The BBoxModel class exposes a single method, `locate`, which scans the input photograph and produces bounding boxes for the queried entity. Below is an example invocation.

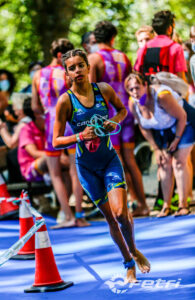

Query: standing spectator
[135,25,155,49]
[32,38,88,228]
[127,72,194,217]
[81,31,97,54]
[0,69,16,171]
[0,69,15,115]
[20,61,44,93]
[182,40,195,106]
[0,69,15,104]
[0,69,17,135]
[134,10,189,211]
[134,10,187,82]
[32,38,75,228]
[189,26,195,185]
[190,26,195,85]
[88,21,149,217]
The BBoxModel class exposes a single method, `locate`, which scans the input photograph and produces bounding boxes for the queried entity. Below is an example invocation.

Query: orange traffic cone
[12,191,35,260]
[0,174,19,220]
[24,217,73,293]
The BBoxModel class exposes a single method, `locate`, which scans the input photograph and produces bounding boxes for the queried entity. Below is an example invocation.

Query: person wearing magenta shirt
[18,112,46,182]
[88,21,149,217]
[32,39,88,228]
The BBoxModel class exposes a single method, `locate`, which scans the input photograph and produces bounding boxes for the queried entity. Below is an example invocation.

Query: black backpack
[142,42,174,81]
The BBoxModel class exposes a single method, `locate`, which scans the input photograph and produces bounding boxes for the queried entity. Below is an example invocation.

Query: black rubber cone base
[11,253,35,260]
[24,281,73,293]
[0,210,19,220]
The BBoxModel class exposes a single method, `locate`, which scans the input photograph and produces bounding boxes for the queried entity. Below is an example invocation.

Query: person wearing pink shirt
[18,98,47,182]
[134,10,187,81]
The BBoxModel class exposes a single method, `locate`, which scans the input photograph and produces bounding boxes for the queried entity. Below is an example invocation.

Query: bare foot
[76,218,91,227]
[50,218,76,229]
[133,249,150,274]
[157,207,171,218]
[125,266,138,284]
[132,207,150,217]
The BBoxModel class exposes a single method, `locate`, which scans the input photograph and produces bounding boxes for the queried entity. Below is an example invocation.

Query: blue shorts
[152,123,195,150]
[76,154,126,207]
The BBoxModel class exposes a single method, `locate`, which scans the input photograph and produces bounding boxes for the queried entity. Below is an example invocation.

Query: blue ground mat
[0,215,194,300]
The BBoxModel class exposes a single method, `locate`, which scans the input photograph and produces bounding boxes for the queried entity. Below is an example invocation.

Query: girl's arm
[98,82,127,132]
[53,93,97,149]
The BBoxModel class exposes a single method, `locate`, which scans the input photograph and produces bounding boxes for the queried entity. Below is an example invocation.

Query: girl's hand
[103,119,117,132]
[82,126,97,140]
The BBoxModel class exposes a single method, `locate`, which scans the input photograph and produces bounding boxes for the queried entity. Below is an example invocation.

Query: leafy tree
[69,0,195,62]
[0,0,194,90]
[0,0,74,90]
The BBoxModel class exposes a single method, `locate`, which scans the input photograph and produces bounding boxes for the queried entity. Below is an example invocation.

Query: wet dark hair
[28,61,44,72]
[23,97,35,121]
[94,21,117,43]
[62,49,89,71]
[81,31,93,45]
[50,38,74,58]
[152,10,175,35]
[0,69,16,94]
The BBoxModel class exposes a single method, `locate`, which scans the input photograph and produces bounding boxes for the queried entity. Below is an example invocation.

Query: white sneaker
[56,210,66,224]
[43,173,51,186]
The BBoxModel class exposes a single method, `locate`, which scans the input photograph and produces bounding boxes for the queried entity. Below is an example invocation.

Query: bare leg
[107,188,150,275]
[46,156,75,229]
[69,153,90,227]
[121,147,149,216]
[116,150,137,202]
[35,156,48,173]
[187,155,193,199]
[172,146,193,216]
[157,151,174,217]
[99,200,137,283]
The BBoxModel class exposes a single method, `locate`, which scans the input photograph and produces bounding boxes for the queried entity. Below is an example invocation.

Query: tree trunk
[30,0,75,64]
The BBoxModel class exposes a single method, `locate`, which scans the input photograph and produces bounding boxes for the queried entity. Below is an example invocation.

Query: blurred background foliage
[0,0,194,90]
